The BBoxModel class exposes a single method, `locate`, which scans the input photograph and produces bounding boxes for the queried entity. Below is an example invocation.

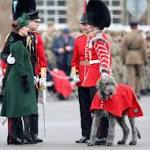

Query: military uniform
[121,29,147,98]
[28,31,47,140]
[144,40,150,91]
[111,37,126,83]
[71,32,111,140]
[42,30,57,68]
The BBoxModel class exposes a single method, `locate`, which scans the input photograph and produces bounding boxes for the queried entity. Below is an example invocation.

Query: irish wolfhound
[87,75,143,146]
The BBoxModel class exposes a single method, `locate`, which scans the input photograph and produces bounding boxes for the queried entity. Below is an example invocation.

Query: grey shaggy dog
[87,75,141,146]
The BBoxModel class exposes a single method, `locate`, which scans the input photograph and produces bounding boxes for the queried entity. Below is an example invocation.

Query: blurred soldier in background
[52,28,74,76]
[42,21,57,69]
[27,10,47,143]
[144,32,150,92]
[121,21,147,99]
[110,33,126,83]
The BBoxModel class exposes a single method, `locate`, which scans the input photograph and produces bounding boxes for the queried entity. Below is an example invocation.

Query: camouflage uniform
[144,40,150,90]
[42,29,57,68]
[121,30,147,98]
[111,37,126,83]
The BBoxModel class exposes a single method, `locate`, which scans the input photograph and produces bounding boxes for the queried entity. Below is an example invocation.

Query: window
[59,18,66,23]
[48,18,54,22]
[58,10,66,15]
[36,0,73,24]
[112,1,120,6]
[47,1,54,6]
[113,18,121,23]
[36,0,43,5]
[58,1,66,6]
[48,10,55,15]
[113,10,121,15]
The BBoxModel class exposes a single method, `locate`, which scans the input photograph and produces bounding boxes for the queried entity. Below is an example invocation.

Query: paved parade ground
[0,94,150,150]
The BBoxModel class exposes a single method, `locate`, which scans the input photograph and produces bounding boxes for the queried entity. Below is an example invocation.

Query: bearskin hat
[86,0,111,29]
[12,0,36,20]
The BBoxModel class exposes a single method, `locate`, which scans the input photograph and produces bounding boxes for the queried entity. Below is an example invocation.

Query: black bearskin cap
[86,0,111,29]
[12,0,36,20]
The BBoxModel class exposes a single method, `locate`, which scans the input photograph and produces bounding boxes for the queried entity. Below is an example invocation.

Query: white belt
[80,60,99,65]
[89,60,99,64]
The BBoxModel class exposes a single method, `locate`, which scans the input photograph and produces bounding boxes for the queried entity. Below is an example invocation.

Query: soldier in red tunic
[26,10,48,143]
[71,0,112,144]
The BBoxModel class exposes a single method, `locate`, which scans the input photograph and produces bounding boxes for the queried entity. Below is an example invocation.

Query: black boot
[7,118,25,145]
[7,136,25,145]
[23,116,38,144]
[30,114,43,143]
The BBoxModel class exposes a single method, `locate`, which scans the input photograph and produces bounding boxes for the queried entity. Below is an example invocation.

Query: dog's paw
[117,140,126,145]
[129,140,137,145]
[87,140,95,146]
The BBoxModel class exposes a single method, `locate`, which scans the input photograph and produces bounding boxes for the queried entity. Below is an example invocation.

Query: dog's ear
[97,80,107,100]
[110,75,117,88]
[97,79,104,94]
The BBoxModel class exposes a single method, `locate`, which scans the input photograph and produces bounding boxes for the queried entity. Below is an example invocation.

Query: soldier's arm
[120,37,128,64]
[140,36,147,64]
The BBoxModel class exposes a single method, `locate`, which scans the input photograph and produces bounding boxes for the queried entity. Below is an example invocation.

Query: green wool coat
[1,39,38,117]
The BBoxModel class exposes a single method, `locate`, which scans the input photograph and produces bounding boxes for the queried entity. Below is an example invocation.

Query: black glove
[21,75,29,92]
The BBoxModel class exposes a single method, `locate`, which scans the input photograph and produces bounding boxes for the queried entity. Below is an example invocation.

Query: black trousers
[78,86,108,139]
[78,86,97,138]
[8,118,24,141]
[29,86,39,137]
[29,114,39,137]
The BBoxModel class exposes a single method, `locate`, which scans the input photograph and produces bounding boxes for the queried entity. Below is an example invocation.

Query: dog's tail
[136,127,141,139]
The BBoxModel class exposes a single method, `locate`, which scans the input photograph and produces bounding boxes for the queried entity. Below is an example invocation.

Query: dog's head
[97,75,117,100]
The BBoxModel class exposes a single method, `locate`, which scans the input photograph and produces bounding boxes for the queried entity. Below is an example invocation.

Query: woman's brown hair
[12,20,21,32]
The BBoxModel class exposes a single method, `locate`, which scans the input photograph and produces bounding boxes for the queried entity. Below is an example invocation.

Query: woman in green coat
[1,14,38,144]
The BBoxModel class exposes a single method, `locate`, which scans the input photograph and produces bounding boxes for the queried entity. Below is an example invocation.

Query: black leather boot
[23,116,38,144]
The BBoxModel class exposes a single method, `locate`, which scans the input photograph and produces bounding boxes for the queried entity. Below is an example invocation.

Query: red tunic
[33,31,47,75]
[71,33,111,87]
[90,84,143,118]
[1,60,7,75]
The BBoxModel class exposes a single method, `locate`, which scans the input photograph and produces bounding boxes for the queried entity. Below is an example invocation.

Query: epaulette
[75,33,86,39]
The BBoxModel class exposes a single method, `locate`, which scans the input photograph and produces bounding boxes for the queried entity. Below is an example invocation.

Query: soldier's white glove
[71,67,80,83]
[72,74,80,83]
[7,53,15,64]
[34,76,39,85]
[39,77,46,89]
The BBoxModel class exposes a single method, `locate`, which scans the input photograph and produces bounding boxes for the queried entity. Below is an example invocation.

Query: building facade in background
[36,0,126,28]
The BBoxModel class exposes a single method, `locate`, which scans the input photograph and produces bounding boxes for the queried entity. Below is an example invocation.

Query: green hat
[17,13,29,28]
